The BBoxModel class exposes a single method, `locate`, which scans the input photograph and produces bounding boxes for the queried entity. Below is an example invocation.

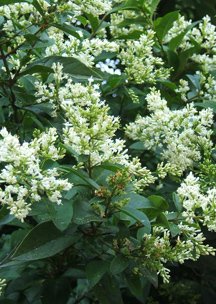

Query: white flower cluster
[197,72,216,101]
[0,2,40,20]
[0,2,43,49]
[176,72,216,103]
[191,15,216,53]
[52,0,111,19]
[73,0,112,16]
[0,128,72,221]
[0,0,111,22]
[62,82,156,189]
[177,173,216,232]
[126,89,213,176]
[164,16,192,46]
[175,79,190,102]
[45,28,119,68]
[110,9,146,38]
[61,82,122,166]
[119,30,170,84]
[165,15,216,73]
[192,54,216,73]
[35,63,155,190]
[141,224,215,283]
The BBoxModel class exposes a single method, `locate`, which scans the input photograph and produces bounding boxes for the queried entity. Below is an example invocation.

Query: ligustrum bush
[0,0,216,303]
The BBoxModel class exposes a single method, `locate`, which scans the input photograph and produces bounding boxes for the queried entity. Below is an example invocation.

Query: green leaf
[126,274,150,304]
[150,0,160,15]
[126,193,153,209]
[169,223,181,237]
[96,163,124,173]
[195,101,216,112]
[156,213,170,228]
[41,278,71,304]
[0,16,4,26]
[129,141,145,150]
[0,97,10,107]
[23,103,53,115]
[73,200,101,225]
[93,275,124,304]
[148,195,169,211]
[141,267,158,287]
[121,207,151,232]
[169,31,187,51]
[28,56,103,80]
[18,65,53,77]
[0,206,14,226]
[60,165,100,190]
[30,197,74,231]
[110,255,129,275]
[86,260,109,287]
[169,21,199,51]
[117,16,147,28]
[52,199,74,231]
[154,11,179,42]
[186,74,201,90]
[172,192,182,212]
[32,0,44,15]
[110,0,143,14]
[86,13,100,32]
[166,49,179,71]
[11,222,77,262]
[0,106,5,123]
[137,226,151,241]
[52,23,82,39]
[178,44,201,72]
[64,188,78,200]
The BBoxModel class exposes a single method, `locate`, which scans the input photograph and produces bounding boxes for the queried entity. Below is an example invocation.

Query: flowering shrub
[0,0,216,303]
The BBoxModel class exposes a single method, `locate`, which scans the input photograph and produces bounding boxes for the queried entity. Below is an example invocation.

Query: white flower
[119,30,170,84]
[126,89,214,176]
[177,173,216,232]
[0,128,73,221]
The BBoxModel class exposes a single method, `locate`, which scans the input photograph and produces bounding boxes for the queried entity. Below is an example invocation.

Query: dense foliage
[0,0,216,303]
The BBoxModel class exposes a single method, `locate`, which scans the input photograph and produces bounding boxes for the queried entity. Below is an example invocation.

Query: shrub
[0,1,215,303]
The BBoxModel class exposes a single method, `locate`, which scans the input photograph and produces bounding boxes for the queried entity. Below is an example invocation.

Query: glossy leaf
[11,222,77,261]
[154,11,179,42]
[93,275,124,304]
[148,195,169,211]
[110,255,129,275]
[86,260,109,287]
[121,207,151,232]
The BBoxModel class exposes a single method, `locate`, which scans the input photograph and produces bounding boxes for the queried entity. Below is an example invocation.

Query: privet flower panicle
[0,128,72,221]
[175,79,190,102]
[126,89,214,176]
[177,173,216,232]
[45,28,119,68]
[110,9,146,38]
[61,81,154,189]
[165,15,216,73]
[119,30,170,84]
[164,16,192,47]
[195,71,216,101]
[139,224,215,283]
[72,0,112,16]
[35,66,155,190]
